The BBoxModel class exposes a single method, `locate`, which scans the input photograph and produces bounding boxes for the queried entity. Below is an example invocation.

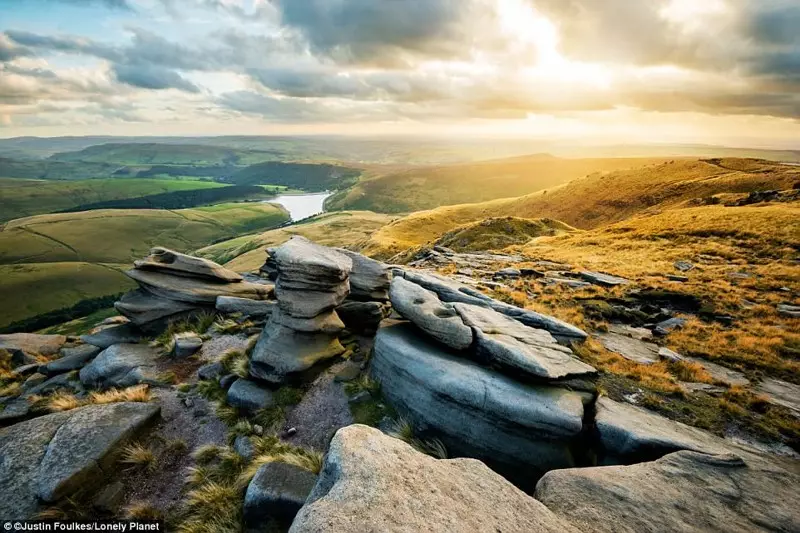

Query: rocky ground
[1,239,798,532]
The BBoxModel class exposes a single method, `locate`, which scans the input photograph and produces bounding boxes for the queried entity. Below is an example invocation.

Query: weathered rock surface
[244,461,317,527]
[653,316,687,336]
[173,334,203,358]
[336,248,390,301]
[215,296,276,317]
[398,270,588,340]
[371,322,588,476]
[79,343,160,389]
[249,322,345,383]
[685,356,750,387]
[40,344,101,376]
[597,332,660,364]
[114,289,197,326]
[23,372,84,397]
[595,396,730,461]
[273,236,351,290]
[134,246,243,282]
[226,378,274,411]
[335,300,386,333]
[536,450,800,533]
[777,303,800,318]
[579,271,631,287]
[0,333,66,361]
[271,307,345,334]
[0,402,159,518]
[454,303,595,380]
[274,281,350,319]
[755,378,800,415]
[389,277,473,350]
[81,323,144,349]
[126,268,271,305]
[290,425,578,533]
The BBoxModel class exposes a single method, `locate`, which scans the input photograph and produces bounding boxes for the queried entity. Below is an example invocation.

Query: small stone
[653,317,687,336]
[348,391,372,404]
[244,461,318,527]
[198,362,224,380]
[227,379,274,412]
[495,267,521,278]
[777,304,800,318]
[173,334,203,358]
[673,260,694,272]
[578,271,631,287]
[183,398,194,408]
[666,275,689,282]
[286,427,297,436]
[253,424,264,435]
[234,435,255,461]
[658,347,684,363]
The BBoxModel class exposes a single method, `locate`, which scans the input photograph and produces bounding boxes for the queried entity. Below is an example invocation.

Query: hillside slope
[327,155,670,213]
[362,158,800,258]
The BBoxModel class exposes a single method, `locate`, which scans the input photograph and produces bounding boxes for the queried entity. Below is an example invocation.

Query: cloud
[112,62,200,92]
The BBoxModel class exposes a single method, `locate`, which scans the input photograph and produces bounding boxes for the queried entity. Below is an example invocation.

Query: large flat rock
[389,277,473,351]
[597,332,661,364]
[595,396,731,462]
[755,378,800,415]
[0,333,66,360]
[126,268,271,304]
[536,450,800,533]
[0,402,159,518]
[399,270,587,341]
[249,322,345,384]
[454,303,596,380]
[371,322,588,476]
[79,343,160,389]
[290,425,579,533]
[245,461,317,527]
[336,248,390,301]
[274,236,352,290]
[134,246,243,282]
[114,288,198,326]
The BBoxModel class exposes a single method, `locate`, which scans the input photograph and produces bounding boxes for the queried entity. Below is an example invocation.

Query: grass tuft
[120,442,156,472]
[90,384,152,404]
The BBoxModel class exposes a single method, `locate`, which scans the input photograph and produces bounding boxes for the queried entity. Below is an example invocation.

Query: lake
[266,192,332,221]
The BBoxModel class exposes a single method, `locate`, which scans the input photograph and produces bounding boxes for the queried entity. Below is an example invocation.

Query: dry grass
[125,503,165,521]
[47,391,84,412]
[119,442,156,472]
[90,384,152,404]
[388,416,449,459]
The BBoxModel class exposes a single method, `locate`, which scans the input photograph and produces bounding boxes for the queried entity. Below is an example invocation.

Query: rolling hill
[362,158,800,258]
[0,203,289,328]
[227,162,362,192]
[48,143,279,166]
[326,155,671,213]
[0,178,228,222]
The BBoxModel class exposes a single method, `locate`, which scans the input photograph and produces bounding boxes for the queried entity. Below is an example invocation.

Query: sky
[1,0,799,147]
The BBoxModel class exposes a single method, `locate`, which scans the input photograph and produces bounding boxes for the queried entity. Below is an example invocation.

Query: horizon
[1,0,799,148]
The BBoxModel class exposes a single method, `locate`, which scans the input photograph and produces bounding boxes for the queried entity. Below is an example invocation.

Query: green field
[0,262,135,328]
[0,203,289,328]
[0,178,227,222]
[49,143,278,166]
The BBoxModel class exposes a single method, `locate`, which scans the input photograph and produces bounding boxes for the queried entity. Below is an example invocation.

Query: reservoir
[266,192,332,221]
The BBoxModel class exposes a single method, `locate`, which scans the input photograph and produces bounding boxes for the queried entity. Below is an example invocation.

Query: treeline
[61,185,271,212]
[0,293,123,334]
[228,162,361,191]
[132,165,233,179]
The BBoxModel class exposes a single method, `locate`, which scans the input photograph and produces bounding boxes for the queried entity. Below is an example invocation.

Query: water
[266,192,332,221]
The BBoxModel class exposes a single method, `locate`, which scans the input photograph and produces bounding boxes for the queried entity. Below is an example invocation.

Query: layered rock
[335,248,390,301]
[79,343,160,389]
[536,450,800,533]
[290,425,578,533]
[245,461,317,527]
[0,402,159,519]
[250,237,350,384]
[371,322,590,478]
[115,247,271,330]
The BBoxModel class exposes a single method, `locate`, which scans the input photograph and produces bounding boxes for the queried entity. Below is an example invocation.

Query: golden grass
[90,384,152,404]
[47,391,84,412]
[124,503,165,521]
[119,442,156,472]
[434,216,577,252]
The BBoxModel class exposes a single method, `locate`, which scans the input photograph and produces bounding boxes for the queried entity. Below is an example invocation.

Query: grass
[90,384,152,404]
[0,177,227,223]
[328,155,669,213]
[434,216,576,252]
[361,158,800,259]
[387,416,449,459]
[124,503,165,521]
[153,312,216,352]
[120,442,157,472]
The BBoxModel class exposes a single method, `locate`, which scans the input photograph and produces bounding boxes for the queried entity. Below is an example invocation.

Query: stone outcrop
[597,332,661,364]
[39,344,101,376]
[244,461,317,527]
[389,277,473,350]
[335,301,386,333]
[215,296,276,318]
[454,303,596,380]
[290,425,578,533]
[81,323,144,349]
[0,402,159,519]
[536,450,800,533]
[227,378,275,412]
[371,322,590,478]
[250,237,350,384]
[115,246,271,330]
[0,333,66,363]
[397,269,588,341]
[79,343,160,389]
[335,248,390,301]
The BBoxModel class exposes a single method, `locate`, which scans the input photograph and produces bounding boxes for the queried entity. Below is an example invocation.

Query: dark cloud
[45,0,133,9]
[112,63,200,92]
[0,33,33,61]
[5,29,122,61]
[216,90,326,121]
[273,0,487,65]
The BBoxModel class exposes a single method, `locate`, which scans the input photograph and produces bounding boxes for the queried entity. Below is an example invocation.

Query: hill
[434,217,576,253]
[197,211,396,271]
[362,158,800,258]
[0,203,289,328]
[61,185,274,212]
[326,155,671,213]
[0,156,119,181]
[48,143,278,166]
[227,162,362,192]
[0,178,227,222]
